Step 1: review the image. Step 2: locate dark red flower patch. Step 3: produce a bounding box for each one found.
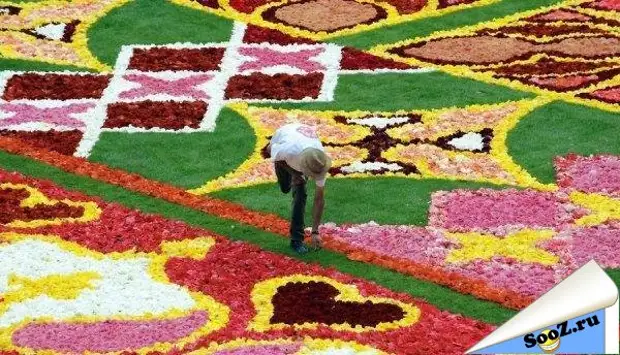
[437,0,478,9]
[243,25,315,45]
[128,47,226,72]
[0,5,21,15]
[3,73,110,101]
[497,68,620,92]
[478,23,605,38]
[227,0,280,13]
[340,47,413,70]
[225,73,323,100]
[377,0,427,14]
[0,130,82,156]
[271,281,405,327]
[488,57,618,76]
[105,101,207,130]
[0,186,84,225]
[194,0,220,8]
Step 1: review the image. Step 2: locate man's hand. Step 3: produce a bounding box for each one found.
[310,231,322,250]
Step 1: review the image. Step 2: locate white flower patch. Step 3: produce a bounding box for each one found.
[447,132,484,151]
[0,239,196,328]
[348,116,410,129]
[33,23,67,41]
[340,161,402,174]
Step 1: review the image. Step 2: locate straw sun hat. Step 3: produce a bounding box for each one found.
[299,148,332,179]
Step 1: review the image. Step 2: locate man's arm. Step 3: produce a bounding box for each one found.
[311,186,325,248]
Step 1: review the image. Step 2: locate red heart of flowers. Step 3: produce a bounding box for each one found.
[270,281,405,327]
[0,187,84,225]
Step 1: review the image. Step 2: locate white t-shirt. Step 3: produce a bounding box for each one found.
[270,123,327,187]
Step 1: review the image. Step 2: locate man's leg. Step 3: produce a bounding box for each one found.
[274,161,291,194]
[290,172,308,253]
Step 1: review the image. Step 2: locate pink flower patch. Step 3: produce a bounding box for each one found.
[119,73,213,100]
[214,343,302,355]
[12,311,208,353]
[321,222,455,266]
[556,154,620,197]
[237,46,325,73]
[565,224,620,268]
[587,0,620,11]
[429,189,573,232]
[585,85,620,104]
[453,258,559,298]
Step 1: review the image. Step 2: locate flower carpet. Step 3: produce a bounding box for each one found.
[0,0,619,354]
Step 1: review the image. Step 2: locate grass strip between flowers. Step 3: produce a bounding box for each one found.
[330,0,566,49]
[508,101,620,184]
[0,58,98,73]
[0,148,516,325]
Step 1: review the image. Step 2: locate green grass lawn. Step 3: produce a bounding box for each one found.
[508,101,620,184]
[89,108,256,189]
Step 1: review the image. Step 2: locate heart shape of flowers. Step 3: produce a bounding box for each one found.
[249,275,420,332]
[0,183,101,228]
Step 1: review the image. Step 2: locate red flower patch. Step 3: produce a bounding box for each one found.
[225,73,323,100]
[104,101,207,130]
[0,169,494,355]
[0,130,82,156]
[128,47,226,72]
[2,74,110,101]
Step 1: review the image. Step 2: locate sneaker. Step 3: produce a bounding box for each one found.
[291,241,308,254]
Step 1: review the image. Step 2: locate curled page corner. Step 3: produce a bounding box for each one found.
[467,260,618,354]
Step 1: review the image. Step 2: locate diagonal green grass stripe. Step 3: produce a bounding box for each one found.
[0,149,516,324]
[331,0,566,49]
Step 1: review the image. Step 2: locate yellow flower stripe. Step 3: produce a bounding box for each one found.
[0,0,131,72]
[248,274,420,333]
[169,0,499,41]
[445,229,559,265]
[0,232,229,355]
[1,183,102,228]
[369,0,620,114]
[570,191,620,226]
[188,337,392,354]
